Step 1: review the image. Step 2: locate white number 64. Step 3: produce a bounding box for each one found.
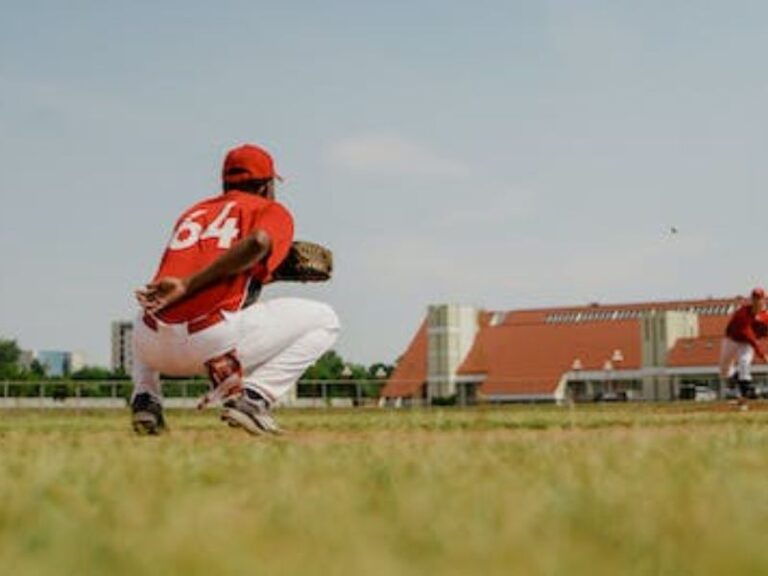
[169,202,240,251]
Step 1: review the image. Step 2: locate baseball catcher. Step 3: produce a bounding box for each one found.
[131,144,340,436]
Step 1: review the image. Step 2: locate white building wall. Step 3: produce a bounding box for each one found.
[426,304,479,399]
[70,352,87,373]
[641,311,699,400]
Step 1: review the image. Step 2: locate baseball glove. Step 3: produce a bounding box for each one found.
[272,240,333,282]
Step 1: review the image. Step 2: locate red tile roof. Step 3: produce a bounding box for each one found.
[667,335,724,367]
[464,320,641,396]
[380,319,428,398]
[385,296,743,399]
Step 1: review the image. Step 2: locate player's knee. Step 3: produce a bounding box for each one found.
[316,302,341,333]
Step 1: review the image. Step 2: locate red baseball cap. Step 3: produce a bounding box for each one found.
[752,287,765,299]
[222,144,282,184]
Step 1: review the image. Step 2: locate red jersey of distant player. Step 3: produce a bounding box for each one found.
[152,190,294,323]
[725,303,768,359]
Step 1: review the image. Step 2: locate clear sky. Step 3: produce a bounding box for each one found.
[1,0,767,367]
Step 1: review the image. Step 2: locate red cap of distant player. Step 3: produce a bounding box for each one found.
[752,287,765,299]
[222,144,281,183]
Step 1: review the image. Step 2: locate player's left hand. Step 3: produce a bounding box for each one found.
[136,277,188,313]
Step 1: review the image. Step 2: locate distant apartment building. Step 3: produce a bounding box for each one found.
[18,350,35,370]
[70,352,87,373]
[111,321,133,374]
[383,296,746,404]
[31,350,86,377]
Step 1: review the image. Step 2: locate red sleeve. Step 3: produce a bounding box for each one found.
[744,326,764,357]
[250,202,294,281]
[728,306,766,357]
[726,307,750,339]
[754,312,768,339]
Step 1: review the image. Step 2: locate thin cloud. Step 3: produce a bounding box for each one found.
[326,133,470,178]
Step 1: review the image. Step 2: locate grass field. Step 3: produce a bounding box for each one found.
[2,404,768,576]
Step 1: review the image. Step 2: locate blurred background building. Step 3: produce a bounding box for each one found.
[383,297,745,405]
[111,321,133,375]
[18,350,86,377]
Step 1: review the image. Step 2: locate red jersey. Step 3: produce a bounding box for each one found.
[754,311,768,339]
[726,305,767,357]
[153,191,294,323]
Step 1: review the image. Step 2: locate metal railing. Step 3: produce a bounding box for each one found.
[0,379,389,409]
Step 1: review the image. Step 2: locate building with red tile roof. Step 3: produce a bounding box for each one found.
[382,296,767,404]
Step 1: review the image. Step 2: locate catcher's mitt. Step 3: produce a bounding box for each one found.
[272,240,333,282]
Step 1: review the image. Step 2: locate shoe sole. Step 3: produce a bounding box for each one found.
[221,408,265,435]
[132,411,166,436]
[221,408,281,436]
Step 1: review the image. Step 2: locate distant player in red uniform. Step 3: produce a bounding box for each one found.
[131,144,340,435]
[720,287,768,400]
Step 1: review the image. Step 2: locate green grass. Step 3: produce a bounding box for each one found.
[1,404,768,576]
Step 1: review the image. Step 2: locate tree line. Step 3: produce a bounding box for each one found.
[0,338,393,382]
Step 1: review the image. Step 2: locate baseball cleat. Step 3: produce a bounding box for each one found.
[220,388,281,436]
[131,392,167,435]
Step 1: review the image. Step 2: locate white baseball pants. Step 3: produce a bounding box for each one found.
[719,337,754,381]
[131,298,340,404]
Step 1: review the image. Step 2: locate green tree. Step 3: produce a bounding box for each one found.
[347,363,368,379]
[29,359,46,378]
[299,351,394,400]
[71,366,115,380]
[109,368,131,380]
[0,338,22,379]
[367,362,394,379]
[302,350,345,380]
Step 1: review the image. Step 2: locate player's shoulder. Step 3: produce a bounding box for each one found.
[177,192,293,225]
[263,198,293,219]
[223,191,288,210]
[178,193,228,215]
[235,192,293,221]
[179,192,285,211]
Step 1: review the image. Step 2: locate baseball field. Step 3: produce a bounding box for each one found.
[1,405,768,576]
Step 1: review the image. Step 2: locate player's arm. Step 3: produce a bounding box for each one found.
[751,317,768,361]
[744,327,766,361]
[136,230,272,313]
